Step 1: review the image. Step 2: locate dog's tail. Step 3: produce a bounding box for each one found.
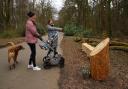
[7,42,15,46]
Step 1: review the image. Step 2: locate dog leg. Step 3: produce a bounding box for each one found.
[10,65,14,70]
[9,65,12,70]
[16,61,19,64]
[8,57,12,70]
[13,63,16,69]
[14,52,18,64]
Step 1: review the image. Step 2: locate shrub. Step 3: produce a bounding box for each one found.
[0,30,21,38]
[36,23,46,35]
[0,22,46,38]
[64,24,94,39]
[82,29,93,38]
[81,64,91,79]
[64,24,83,36]
[64,24,76,36]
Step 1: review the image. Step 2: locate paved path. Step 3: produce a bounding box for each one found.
[0,32,63,89]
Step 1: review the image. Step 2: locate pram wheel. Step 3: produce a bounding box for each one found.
[43,62,51,69]
[43,56,51,69]
[43,56,47,62]
[59,56,65,68]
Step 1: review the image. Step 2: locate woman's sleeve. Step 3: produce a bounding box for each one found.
[47,25,62,31]
[27,21,40,37]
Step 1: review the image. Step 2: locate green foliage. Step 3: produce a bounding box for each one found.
[64,24,93,39]
[0,30,22,38]
[64,24,76,36]
[82,29,93,38]
[64,24,83,36]
[74,36,82,42]
[0,0,52,38]
[36,23,46,35]
[73,26,84,42]
[0,23,46,38]
[81,64,91,79]
[17,24,25,37]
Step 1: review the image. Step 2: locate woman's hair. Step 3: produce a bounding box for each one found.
[48,19,52,24]
[27,11,35,17]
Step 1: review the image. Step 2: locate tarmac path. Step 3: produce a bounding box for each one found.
[0,32,64,89]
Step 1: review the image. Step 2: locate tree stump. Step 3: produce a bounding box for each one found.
[82,38,110,80]
[90,38,110,80]
[82,43,94,56]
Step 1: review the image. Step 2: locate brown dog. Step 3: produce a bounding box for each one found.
[8,42,24,70]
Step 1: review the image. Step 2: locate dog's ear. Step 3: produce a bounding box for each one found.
[18,45,25,50]
[21,46,25,50]
[20,45,25,50]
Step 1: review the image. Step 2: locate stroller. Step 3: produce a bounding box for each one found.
[39,33,65,69]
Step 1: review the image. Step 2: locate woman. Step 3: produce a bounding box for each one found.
[47,19,63,56]
[47,19,62,42]
[25,11,42,71]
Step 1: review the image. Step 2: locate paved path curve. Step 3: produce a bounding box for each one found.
[0,32,64,89]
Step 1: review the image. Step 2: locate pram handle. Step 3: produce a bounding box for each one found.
[38,36,43,41]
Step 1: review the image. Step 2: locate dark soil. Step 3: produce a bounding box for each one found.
[59,36,128,89]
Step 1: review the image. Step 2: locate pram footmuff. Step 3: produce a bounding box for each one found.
[39,33,64,69]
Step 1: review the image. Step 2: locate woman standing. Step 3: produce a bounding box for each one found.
[47,19,63,56]
[47,19,63,43]
[25,11,42,71]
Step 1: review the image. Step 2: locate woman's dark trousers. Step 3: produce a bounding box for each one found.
[28,43,36,67]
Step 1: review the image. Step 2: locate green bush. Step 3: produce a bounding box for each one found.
[36,23,46,35]
[64,24,76,36]
[16,24,25,37]
[82,29,93,38]
[81,64,91,79]
[0,30,21,38]
[63,24,94,38]
[64,24,84,36]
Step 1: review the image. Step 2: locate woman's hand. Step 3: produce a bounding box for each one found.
[37,35,43,41]
[60,28,64,32]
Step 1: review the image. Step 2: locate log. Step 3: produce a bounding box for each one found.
[89,42,128,52]
[110,46,128,52]
[90,38,110,80]
[110,41,128,47]
[82,38,128,47]
[82,43,94,56]
[83,39,128,52]
[82,38,101,44]
[82,38,128,46]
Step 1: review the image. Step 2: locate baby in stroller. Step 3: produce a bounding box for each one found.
[39,19,64,69]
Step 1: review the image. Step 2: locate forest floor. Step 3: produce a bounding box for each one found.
[59,36,128,89]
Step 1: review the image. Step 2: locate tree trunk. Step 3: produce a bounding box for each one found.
[90,38,110,80]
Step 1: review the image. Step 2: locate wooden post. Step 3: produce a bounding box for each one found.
[82,38,110,80]
[90,38,110,80]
